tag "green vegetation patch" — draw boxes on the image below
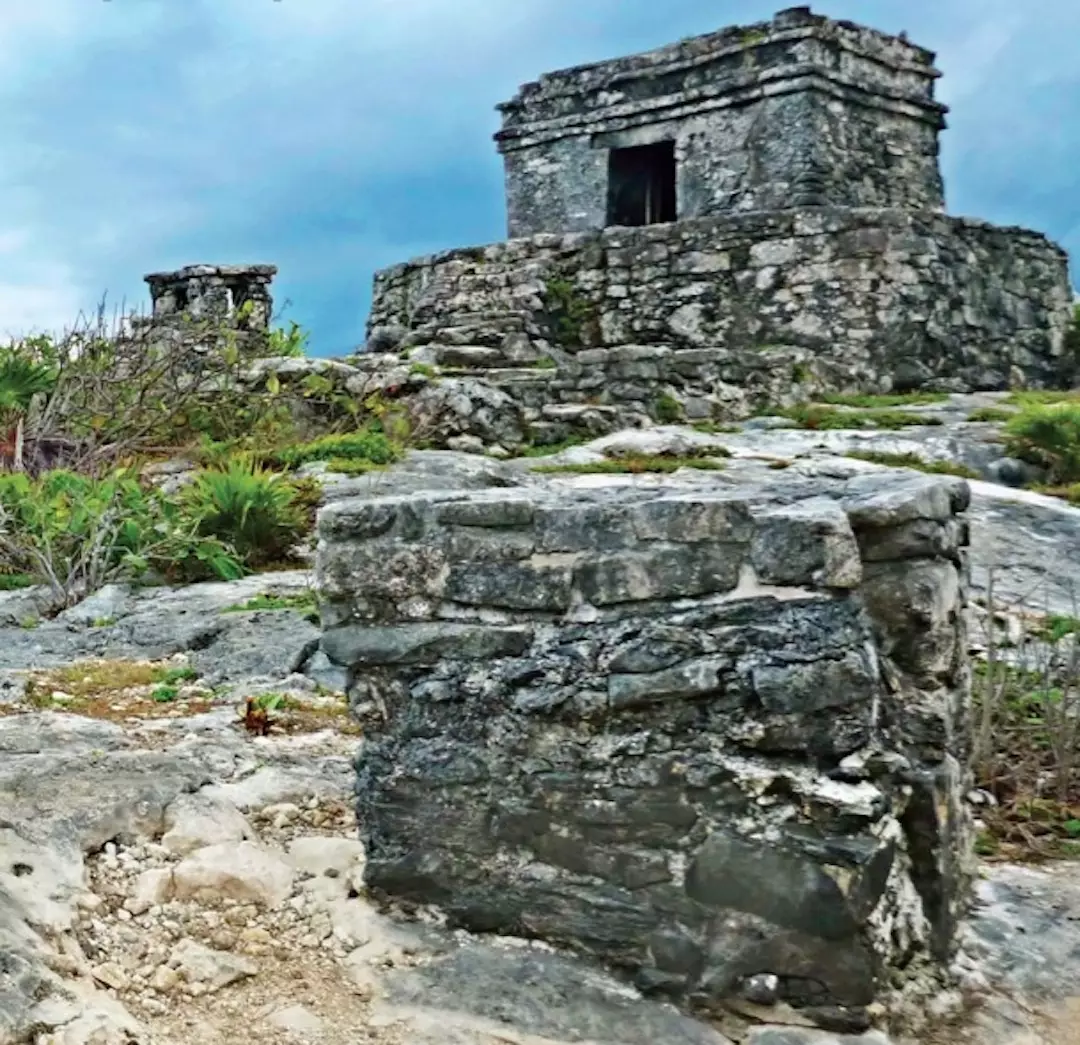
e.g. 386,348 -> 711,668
0,573 -> 36,591
534,455 -> 728,476
776,404 -> 942,431
267,427 -> 399,470
1005,389 -> 1080,407
1004,402 -> 1080,485
223,591 -> 318,617
845,450 -> 979,479
818,391 -> 949,408
972,617 -> 1080,862
654,393 -> 683,424
967,406 -> 1015,423
520,437 -> 590,458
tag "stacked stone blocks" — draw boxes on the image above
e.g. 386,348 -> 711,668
319,470 -> 974,1018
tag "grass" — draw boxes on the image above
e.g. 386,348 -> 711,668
0,573 -> 36,591
844,450 -> 980,479
325,457 -> 388,476
19,659 -> 214,721
266,428 -> 400,470
1004,402 -> 1080,485
1005,390 -> 1080,406
242,689 -> 360,737
520,437 -> 590,458
967,406 -> 1015,423
775,404 -> 942,431
534,454 -> 728,475
818,391 -> 949,408
691,422 -> 741,435
1031,483 -> 1080,506
222,591 -> 318,616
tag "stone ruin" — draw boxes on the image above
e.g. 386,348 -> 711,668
320,468 -> 975,1025
144,263 -> 276,332
308,7 -> 1040,1031
362,6 -> 1074,445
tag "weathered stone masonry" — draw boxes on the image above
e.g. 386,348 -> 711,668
145,263 -> 276,332
319,470 -> 974,1018
496,5 -> 946,237
363,7 -> 1074,439
368,210 -> 1072,437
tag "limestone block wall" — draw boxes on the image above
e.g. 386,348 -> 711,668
144,264 -> 277,332
366,208 -> 1073,435
496,7 -> 947,236
317,470 -> 975,1019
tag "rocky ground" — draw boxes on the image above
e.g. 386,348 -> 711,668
3,395 -> 1080,1045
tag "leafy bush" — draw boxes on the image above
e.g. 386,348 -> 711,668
1004,402 -> 1080,484
0,461 -> 318,604
1064,301 -> 1080,371
179,459 -> 309,568
266,320 -> 308,358
0,469 -> 241,603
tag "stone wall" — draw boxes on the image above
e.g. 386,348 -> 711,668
318,469 -> 975,1023
144,263 -> 277,332
496,7 -> 946,237
366,208 -> 1073,440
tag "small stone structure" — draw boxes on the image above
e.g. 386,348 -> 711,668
319,469 -> 974,1020
496,5 -> 946,237
144,264 -> 277,332
362,8 -> 1074,440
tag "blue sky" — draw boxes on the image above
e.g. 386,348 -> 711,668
1,0 -> 1077,356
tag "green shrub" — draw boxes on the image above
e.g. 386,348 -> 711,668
179,460 -> 308,569
267,428 -> 399,470
1064,302 -> 1080,371
544,276 -> 596,346
520,437 -> 588,458
1004,402 -> 1080,484
655,393 -> 683,424
0,468 -> 243,603
266,320 -> 308,358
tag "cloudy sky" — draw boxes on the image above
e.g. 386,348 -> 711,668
1,0 -> 1077,355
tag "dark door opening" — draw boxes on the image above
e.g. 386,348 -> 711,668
606,141 -> 677,227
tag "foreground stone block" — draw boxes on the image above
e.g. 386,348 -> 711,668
319,471 -> 974,1019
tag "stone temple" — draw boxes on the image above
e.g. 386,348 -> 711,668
365,6 -> 1074,441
